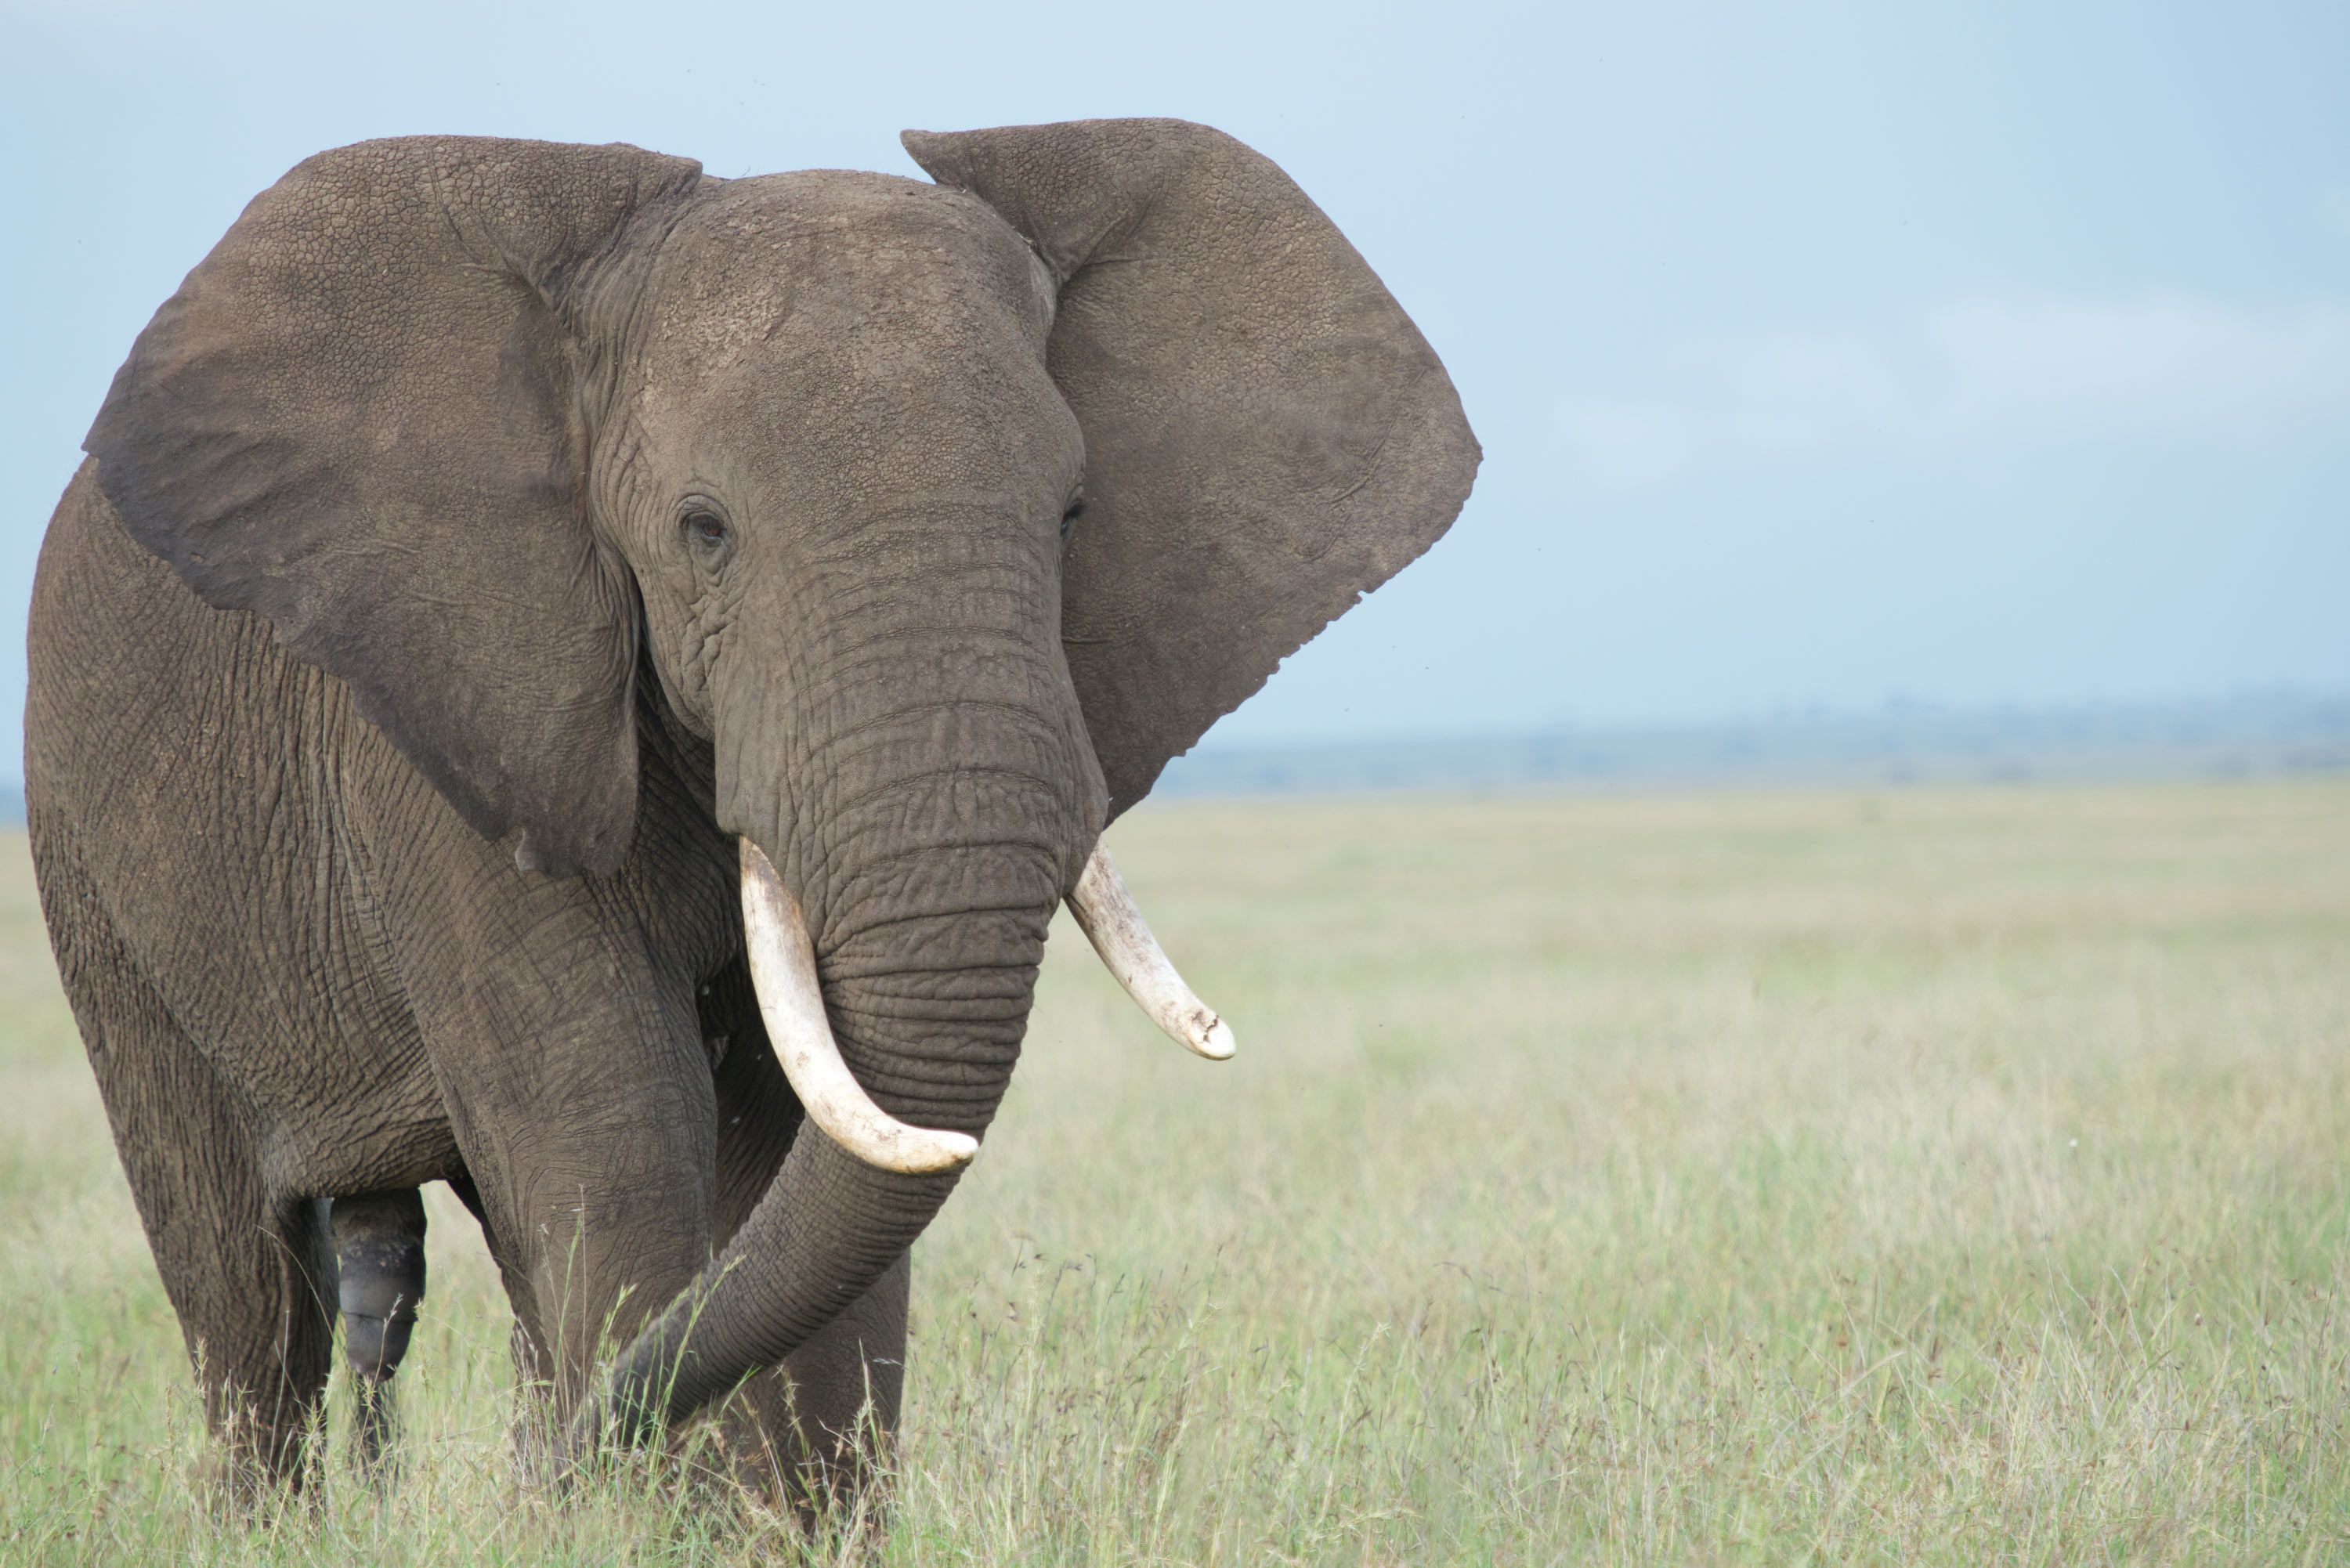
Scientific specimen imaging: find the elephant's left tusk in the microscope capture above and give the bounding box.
[1065,841,1235,1060]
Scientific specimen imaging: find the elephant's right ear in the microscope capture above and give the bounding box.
[84,137,701,877]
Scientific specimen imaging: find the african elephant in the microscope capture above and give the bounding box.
[25,118,1477,1499]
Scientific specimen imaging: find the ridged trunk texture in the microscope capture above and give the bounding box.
[591,547,1106,1438]
[597,797,1066,1436]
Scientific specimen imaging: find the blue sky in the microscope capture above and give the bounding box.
[3,0,2344,768]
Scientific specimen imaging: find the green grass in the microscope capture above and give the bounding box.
[2,782,2346,1563]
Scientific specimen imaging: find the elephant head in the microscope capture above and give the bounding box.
[81,121,1477,1439]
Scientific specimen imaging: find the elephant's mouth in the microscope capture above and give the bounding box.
[738,836,1231,1175]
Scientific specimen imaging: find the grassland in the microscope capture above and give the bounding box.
[1,782,2345,1564]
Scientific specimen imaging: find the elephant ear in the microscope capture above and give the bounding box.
[902,118,1478,817]
[84,136,702,876]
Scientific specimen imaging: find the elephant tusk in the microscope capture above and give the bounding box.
[739,839,980,1175]
[1065,841,1236,1060]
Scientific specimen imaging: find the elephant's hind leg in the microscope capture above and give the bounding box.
[329,1189,427,1476]
[33,822,334,1498]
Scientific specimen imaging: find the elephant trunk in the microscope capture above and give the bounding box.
[737,839,978,1175]
[585,691,1090,1443]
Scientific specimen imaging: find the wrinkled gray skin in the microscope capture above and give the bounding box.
[26,120,1476,1500]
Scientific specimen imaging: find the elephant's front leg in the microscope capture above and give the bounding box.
[446,1046,718,1451]
[699,959,908,1515]
[406,902,719,1437]
[474,1101,716,1422]
[781,1252,909,1507]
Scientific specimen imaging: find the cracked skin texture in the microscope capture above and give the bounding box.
[29,119,1477,1494]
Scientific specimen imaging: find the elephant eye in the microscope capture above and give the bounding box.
[680,507,731,558]
[1060,494,1086,542]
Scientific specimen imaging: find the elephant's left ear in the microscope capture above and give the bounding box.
[902,119,1480,819]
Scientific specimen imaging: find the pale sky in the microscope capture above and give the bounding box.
[4,0,2344,771]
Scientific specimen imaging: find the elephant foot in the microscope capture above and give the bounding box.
[328,1189,427,1479]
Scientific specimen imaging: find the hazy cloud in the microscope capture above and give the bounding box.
[1557,293,2350,490]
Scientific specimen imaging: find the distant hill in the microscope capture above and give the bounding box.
[1152,692,2350,799]
[3,694,2341,826]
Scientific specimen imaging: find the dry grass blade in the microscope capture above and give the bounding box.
[1,781,2344,1563]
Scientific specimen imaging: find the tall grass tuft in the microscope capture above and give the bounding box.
[2,782,2344,1563]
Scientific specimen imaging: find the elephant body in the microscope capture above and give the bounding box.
[30,459,893,1483]
[26,121,1475,1498]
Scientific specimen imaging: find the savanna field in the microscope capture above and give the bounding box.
[2,782,2345,1564]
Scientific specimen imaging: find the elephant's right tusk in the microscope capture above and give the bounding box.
[1065,841,1236,1060]
[739,839,980,1175]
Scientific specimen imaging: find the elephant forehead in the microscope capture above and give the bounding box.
[645,170,1053,369]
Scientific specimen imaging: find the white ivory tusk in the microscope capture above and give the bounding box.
[1065,841,1236,1060]
[739,840,980,1175]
